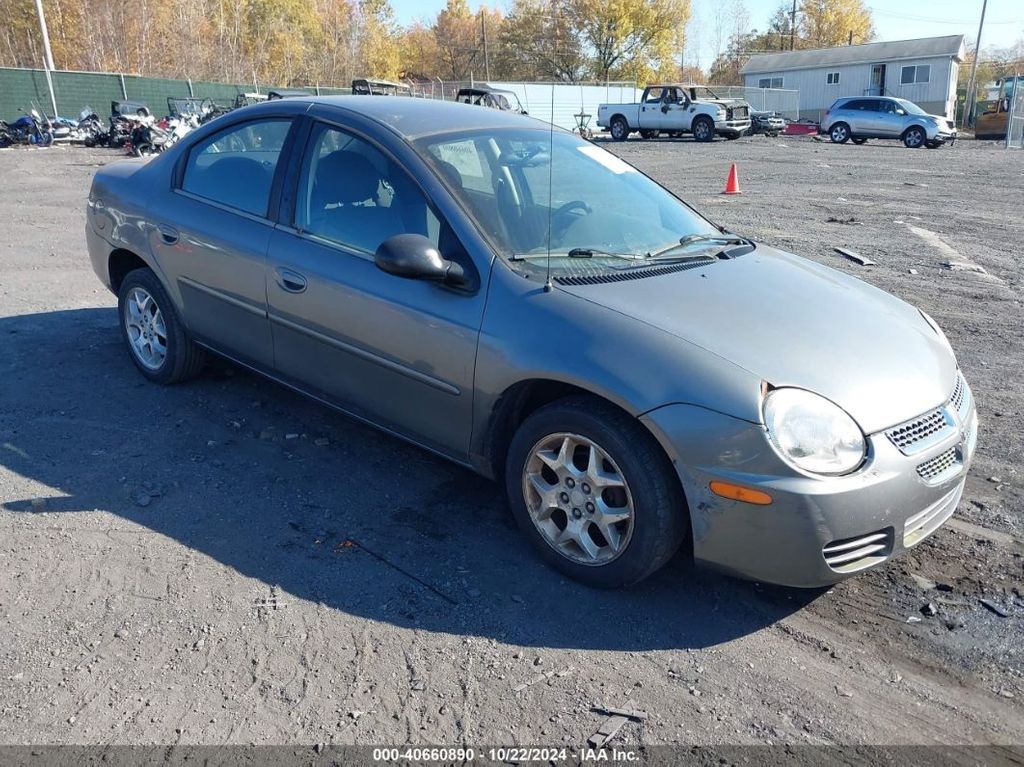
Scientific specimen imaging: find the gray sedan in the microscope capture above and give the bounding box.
[86,96,977,588]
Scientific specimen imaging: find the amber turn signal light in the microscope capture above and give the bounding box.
[709,481,772,506]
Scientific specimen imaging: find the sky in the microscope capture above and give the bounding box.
[389,0,1024,71]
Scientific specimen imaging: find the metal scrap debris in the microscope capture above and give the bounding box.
[834,247,876,266]
[587,706,647,748]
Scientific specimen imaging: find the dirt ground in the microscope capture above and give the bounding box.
[0,133,1022,755]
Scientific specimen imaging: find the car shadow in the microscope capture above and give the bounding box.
[0,308,821,651]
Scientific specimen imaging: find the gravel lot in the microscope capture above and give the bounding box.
[0,134,1022,753]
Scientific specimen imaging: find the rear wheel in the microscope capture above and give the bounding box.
[692,115,714,142]
[639,129,656,139]
[903,125,926,148]
[118,268,205,384]
[829,122,850,143]
[610,116,630,141]
[851,137,867,145]
[505,396,688,588]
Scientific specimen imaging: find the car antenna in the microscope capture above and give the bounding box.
[544,81,555,293]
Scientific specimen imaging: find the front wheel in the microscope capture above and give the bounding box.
[505,396,688,588]
[118,268,205,384]
[903,126,926,148]
[610,116,630,141]
[692,115,714,142]
[829,123,850,143]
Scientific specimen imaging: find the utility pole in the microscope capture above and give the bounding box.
[481,13,491,83]
[33,0,55,71]
[33,0,58,117]
[790,0,797,51]
[962,0,988,129]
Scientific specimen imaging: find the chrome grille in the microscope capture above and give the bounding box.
[916,446,962,484]
[950,374,965,414]
[885,373,972,457]
[951,373,972,422]
[886,408,952,454]
[823,529,892,573]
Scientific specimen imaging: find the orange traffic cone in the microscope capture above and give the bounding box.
[722,163,741,195]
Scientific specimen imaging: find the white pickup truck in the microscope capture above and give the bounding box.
[597,84,752,142]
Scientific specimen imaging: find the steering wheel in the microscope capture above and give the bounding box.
[551,200,593,238]
[554,200,592,219]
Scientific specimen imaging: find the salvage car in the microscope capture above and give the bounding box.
[821,96,957,148]
[456,84,527,114]
[598,84,751,141]
[748,109,785,137]
[86,96,977,588]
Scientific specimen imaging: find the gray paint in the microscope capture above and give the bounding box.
[85,95,976,586]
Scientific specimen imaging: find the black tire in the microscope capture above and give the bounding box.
[504,396,688,588]
[639,129,656,140]
[610,116,630,141]
[118,267,205,384]
[829,122,850,143]
[851,137,867,145]
[725,133,740,140]
[924,139,940,149]
[902,125,926,148]
[692,115,714,142]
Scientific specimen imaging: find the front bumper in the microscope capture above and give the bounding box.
[641,376,977,587]
[715,119,751,138]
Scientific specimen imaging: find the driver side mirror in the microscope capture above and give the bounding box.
[374,233,467,287]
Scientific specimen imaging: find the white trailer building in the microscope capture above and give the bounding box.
[740,35,965,122]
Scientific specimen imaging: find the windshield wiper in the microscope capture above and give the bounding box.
[510,248,645,261]
[646,234,750,260]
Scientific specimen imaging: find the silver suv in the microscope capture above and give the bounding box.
[821,96,956,148]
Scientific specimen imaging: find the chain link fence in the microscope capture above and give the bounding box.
[3,66,801,133]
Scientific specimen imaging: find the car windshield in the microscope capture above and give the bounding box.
[414,128,722,274]
[896,99,927,115]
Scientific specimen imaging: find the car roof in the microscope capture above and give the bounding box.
[250,95,548,139]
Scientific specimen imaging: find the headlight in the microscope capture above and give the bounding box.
[763,388,865,475]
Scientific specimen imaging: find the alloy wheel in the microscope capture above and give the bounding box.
[123,287,167,370]
[522,432,635,566]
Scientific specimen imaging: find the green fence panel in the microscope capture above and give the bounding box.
[1,67,354,121]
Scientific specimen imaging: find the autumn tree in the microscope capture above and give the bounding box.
[567,0,691,83]
[496,0,588,82]
[433,0,481,81]
[357,0,402,80]
[400,21,441,80]
[798,0,874,49]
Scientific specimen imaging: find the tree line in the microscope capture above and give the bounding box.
[0,0,692,86]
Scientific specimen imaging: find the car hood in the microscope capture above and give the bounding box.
[558,246,956,434]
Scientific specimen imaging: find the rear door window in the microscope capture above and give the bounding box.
[181,119,292,217]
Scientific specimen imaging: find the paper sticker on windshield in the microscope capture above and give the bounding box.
[577,145,636,174]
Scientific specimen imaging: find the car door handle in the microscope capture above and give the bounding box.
[157,224,178,244]
[275,268,307,293]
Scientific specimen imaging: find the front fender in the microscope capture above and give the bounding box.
[470,262,763,467]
